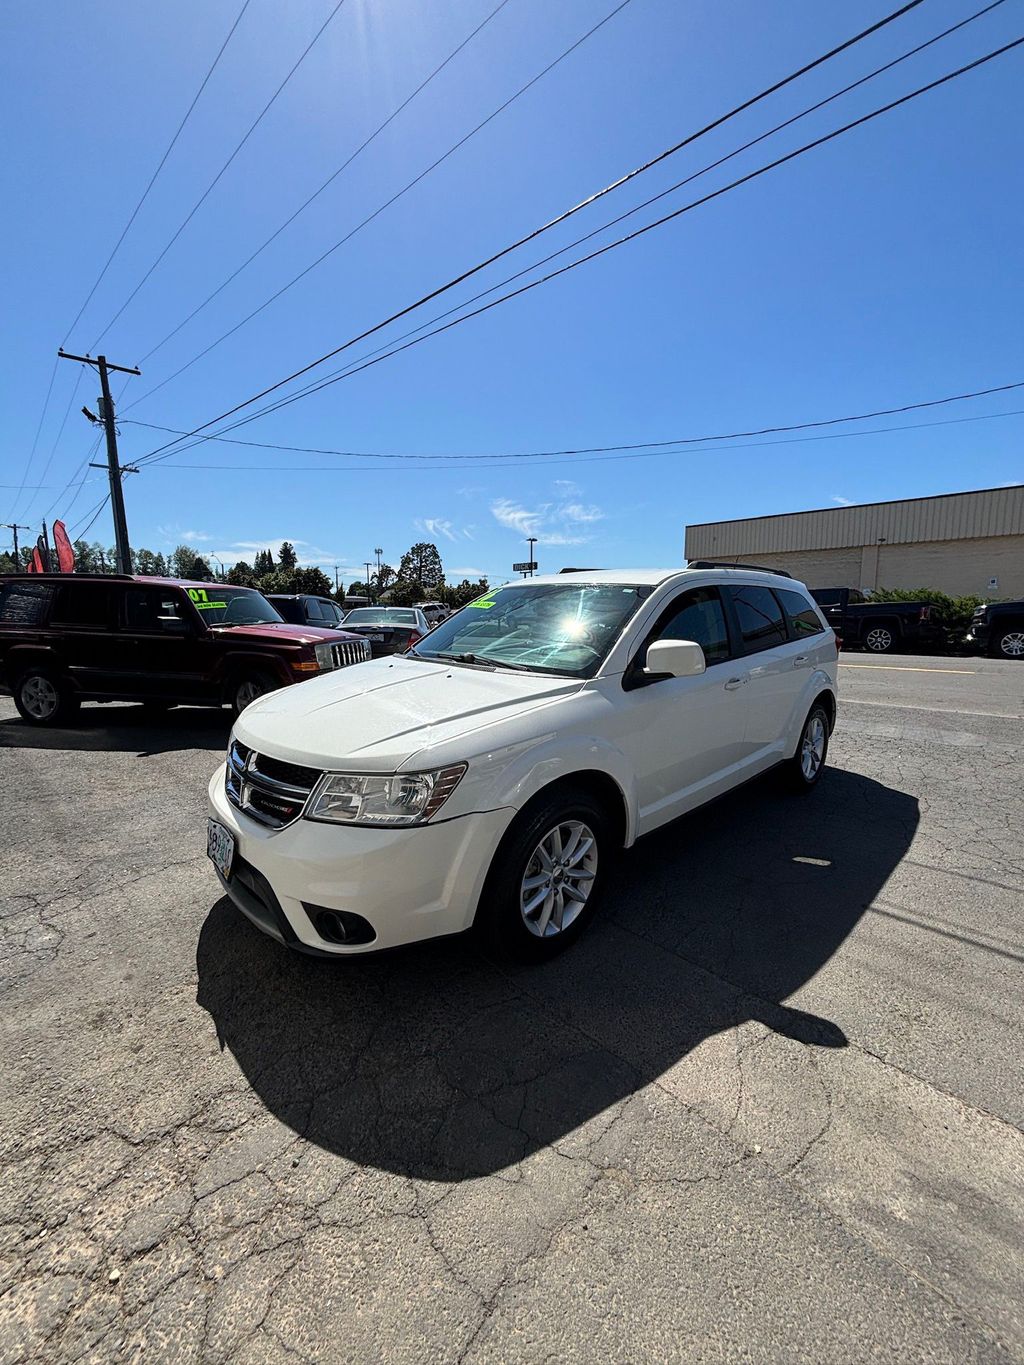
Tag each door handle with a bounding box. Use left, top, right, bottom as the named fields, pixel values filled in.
left=724, top=675, right=747, bottom=691
left=793, top=654, right=809, bottom=667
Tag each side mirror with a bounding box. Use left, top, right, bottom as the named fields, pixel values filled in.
left=644, top=638, right=706, bottom=678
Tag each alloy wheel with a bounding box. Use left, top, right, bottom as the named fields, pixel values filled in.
left=800, top=714, right=826, bottom=782
left=22, top=676, right=59, bottom=721
left=865, top=627, right=893, bottom=652
left=999, top=631, right=1024, bottom=659
left=235, top=679, right=266, bottom=710
left=520, top=820, right=598, bottom=938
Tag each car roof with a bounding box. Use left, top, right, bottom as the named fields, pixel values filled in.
left=0, top=573, right=240, bottom=591
left=519, top=567, right=804, bottom=589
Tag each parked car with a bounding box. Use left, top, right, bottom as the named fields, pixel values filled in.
left=0, top=575, right=371, bottom=725
left=809, top=587, right=941, bottom=653
left=207, top=566, right=837, bottom=961
left=965, top=599, right=1024, bottom=659
left=338, top=606, right=430, bottom=656
left=265, top=593, right=348, bottom=628
left=416, top=601, right=449, bottom=627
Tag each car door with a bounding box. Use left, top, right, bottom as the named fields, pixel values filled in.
left=724, top=584, right=801, bottom=766
left=616, top=585, right=750, bottom=833
left=48, top=582, right=119, bottom=694
left=112, top=585, right=213, bottom=700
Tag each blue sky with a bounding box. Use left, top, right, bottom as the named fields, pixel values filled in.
left=3, top=0, right=1021, bottom=584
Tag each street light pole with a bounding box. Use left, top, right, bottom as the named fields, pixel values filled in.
left=527, top=537, right=537, bottom=577
left=365, top=561, right=374, bottom=603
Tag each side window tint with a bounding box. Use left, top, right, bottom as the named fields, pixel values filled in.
left=729, top=586, right=788, bottom=651
left=305, top=599, right=325, bottom=621
left=124, top=588, right=186, bottom=631
left=777, top=588, right=825, bottom=638
left=653, top=587, right=730, bottom=664
left=51, top=585, right=110, bottom=627
left=0, top=582, right=53, bottom=624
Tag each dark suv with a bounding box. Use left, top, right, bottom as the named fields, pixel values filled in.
left=966, top=599, right=1024, bottom=659
left=0, top=575, right=371, bottom=725
left=265, top=593, right=347, bottom=628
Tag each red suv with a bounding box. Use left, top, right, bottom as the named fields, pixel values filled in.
left=0, top=575, right=371, bottom=725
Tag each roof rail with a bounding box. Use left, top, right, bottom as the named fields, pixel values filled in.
left=687, top=560, right=793, bottom=578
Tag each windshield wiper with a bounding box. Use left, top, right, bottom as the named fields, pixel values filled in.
left=424, top=651, right=497, bottom=670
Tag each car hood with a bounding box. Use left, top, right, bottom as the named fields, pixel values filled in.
left=211, top=622, right=361, bottom=646
left=234, top=655, right=584, bottom=769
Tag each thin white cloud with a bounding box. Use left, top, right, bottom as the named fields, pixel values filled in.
left=561, top=502, right=604, bottom=524
left=553, top=479, right=581, bottom=495
left=490, top=493, right=604, bottom=546
left=450, top=566, right=486, bottom=578
left=417, top=517, right=459, bottom=543
left=831, top=496, right=855, bottom=507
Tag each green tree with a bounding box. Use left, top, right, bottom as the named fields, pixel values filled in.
left=169, top=544, right=199, bottom=578
left=278, top=541, right=298, bottom=571
left=374, top=562, right=396, bottom=592
left=253, top=548, right=275, bottom=576
left=190, top=556, right=213, bottom=581
left=387, top=580, right=424, bottom=607
left=445, top=578, right=490, bottom=608
left=73, top=540, right=97, bottom=573
left=397, top=541, right=444, bottom=591
left=227, top=560, right=256, bottom=587
left=347, top=580, right=368, bottom=597
left=290, top=566, right=332, bottom=595
left=134, top=548, right=162, bottom=575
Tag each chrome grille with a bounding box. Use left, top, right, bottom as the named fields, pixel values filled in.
left=226, top=740, right=323, bottom=829
left=331, top=639, right=371, bottom=668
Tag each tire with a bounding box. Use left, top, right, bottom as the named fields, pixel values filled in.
left=230, top=671, right=277, bottom=717
left=784, top=702, right=830, bottom=792
left=13, top=668, right=80, bottom=726
left=863, top=624, right=897, bottom=653
left=994, top=629, right=1024, bottom=661
left=476, top=787, right=611, bottom=962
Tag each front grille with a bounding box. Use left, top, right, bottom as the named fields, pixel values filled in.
left=226, top=740, right=322, bottom=829
left=332, top=639, right=371, bottom=668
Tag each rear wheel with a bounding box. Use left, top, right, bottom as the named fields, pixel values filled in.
left=863, top=624, right=896, bottom=653
left=477, top=788, right=610, bottom=962
left=995, top=629, right=1024, bottom=660
left=784, top=703, right=830, bottom=792
left=13, top=668, right=80, bottom=726
left=230, top=671, right=276, bottom=716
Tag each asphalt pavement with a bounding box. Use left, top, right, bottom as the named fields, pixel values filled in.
left=1, top=654, right=1022, bottom=1363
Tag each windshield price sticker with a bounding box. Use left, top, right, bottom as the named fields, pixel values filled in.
left=188, top=588, right=227, bottom=610
left=467, top=596, right=497, bottom=610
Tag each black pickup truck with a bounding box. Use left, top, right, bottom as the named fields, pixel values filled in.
left=810, top=587, right=942, bottom=654
left=965, top=599, right=1024, bottom=659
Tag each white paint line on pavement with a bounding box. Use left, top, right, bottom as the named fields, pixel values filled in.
left=840, top=664, right=976, bottom=674
left=842, top=698, right=1022, bottom=720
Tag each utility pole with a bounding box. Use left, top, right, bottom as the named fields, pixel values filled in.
left=333, top=565, right=340, bottom=593
left=4, top=523, right=30, bottom=570
left=374, top=547, right=382, bottom=583
left=41, top=521, right=53, bottom=573
left=58, top=350, right=141, bottom=574
left=527, top=536, right=538, bottom=578
left=365, top=561, right=374, bottom=603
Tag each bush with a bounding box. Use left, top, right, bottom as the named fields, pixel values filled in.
left=869, top=586, right=986, bottom=650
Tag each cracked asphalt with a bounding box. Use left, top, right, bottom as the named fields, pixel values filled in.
left=1, top=654, right=1022, bottom=1363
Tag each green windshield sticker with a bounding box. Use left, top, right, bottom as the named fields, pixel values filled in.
left=194, top=600, right=227, bottom=610
left=467, top=596, right=497, bottom=609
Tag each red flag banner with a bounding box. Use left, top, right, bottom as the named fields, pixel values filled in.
left=53, top=520, right=75, bottom=574
left=30, top=547, right=44, bottom=574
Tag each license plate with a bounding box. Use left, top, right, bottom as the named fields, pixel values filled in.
left=367, top=633, right=384, bottom=642
left=207, top=818, right=236, bottom=880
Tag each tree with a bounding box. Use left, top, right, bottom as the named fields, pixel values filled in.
left=375, top=562, right=396, bottom=592
left=387, top=580, right=425, bottom=607
left=134, top=548, right=162, bottom=576
left=347, top=580, right=368, bottom=597
left=253, top=548, right=275, bottom=576
left=227, top=560, right=256, bottom=587
left=445, top=578, right=490, bottom=608
left=397, top=541, right=444, bottom=591
left=190, top=556, right=213, bottom=581
left=170, top=544, right=199, bottom=578
left=278, top=541, right=298, bottom=572
left=73, top=540, right=97, bottom=573
left=290, top=566, right=332, bottom=595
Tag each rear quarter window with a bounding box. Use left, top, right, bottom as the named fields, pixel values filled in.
left=777, top=588, right=826, bottom=638
left=729, top=585, right=788, bottom=651
left=0, top=582, right=54, bottom=624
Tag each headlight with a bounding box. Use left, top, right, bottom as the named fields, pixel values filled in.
left=314, top=642, right=336, bottom=670
left=305, top=764, right=467, bottom=826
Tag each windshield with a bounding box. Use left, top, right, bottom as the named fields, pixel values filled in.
left=185, top=586, right=284, bottom=627
left=412, top=583, right=651, bottom=677
left=345, top=608, right=418, bottom=625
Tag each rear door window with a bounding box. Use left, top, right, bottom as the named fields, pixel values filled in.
left=51, top=584, right=112, bottom=627
left=727, top=585, right=788, bottom=653
left=654, top=586, right=731, bottom=664
left=777, top=588, right=826, bottom=639
left=122, top=588, right=188, bottom=632
left=0, top=582, right=54, bottom=624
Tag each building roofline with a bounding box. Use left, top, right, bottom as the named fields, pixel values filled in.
left=686, top=484, right=1022, bottom=530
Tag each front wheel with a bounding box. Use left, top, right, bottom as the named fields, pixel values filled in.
left=230, top=671, right=276, bottom=716
left=13, top=668, right=80, bottom=726
left=863, top=625, right=896, bottom=653
left=995, top=629, right=1024, bottom=660
left=477, top=789, right=610, bottom=962
left=784, top=703, right=830, bottom=792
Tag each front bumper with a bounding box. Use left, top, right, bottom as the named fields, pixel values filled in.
left=208, top=766, right=514, bottom=954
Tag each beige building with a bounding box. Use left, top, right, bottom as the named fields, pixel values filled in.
left=685, top=485, right=1024, bottom=598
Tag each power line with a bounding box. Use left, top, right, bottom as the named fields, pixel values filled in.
left=62, top=0, right=253, bottom=348
left=125, top=0, right=923, bottom=428
left=88, top=0, right=351, bottom=350
left=139, top=31, right=1024, bottom=465
left=123, top=0, right=636, bottom=412
left=71, top=492, right=112, bottom=540
left=121, top=380, right=1024, bottom=462
left=185, top=0, right=1005, bottom=447
left=11, top=357, right=59, bottom=514
left=137, top=0, right=515, bottom=366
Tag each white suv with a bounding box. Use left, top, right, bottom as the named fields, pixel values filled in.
left=207, top=567, right=837, bottom=961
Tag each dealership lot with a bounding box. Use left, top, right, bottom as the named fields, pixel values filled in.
left=1, top=656, right=1021, bottom=1362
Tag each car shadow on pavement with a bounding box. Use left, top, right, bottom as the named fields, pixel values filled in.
left=0, top=705, right=230, bottom=757
left=196, top=768, right=918, bottom=1180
